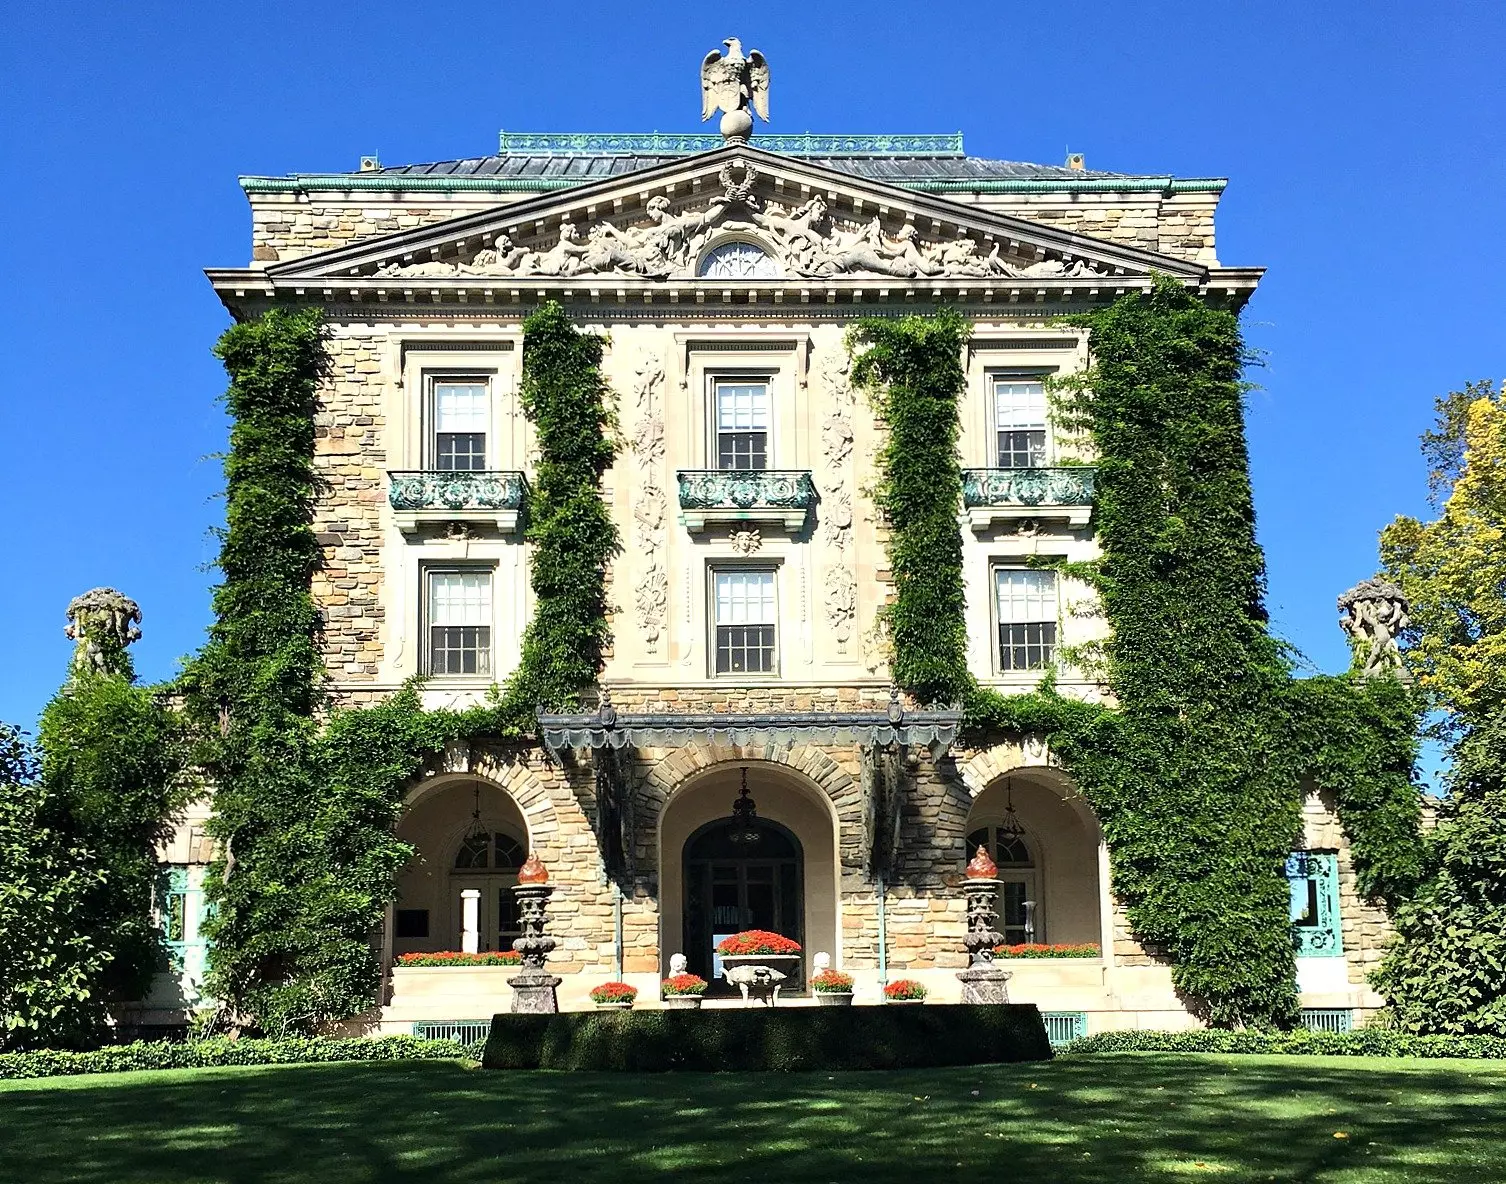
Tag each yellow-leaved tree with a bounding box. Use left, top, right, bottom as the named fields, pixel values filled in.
left=1372, top=380, right=1506, bottom=1033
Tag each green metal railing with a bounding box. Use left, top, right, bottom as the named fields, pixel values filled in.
left=962, top=467, right=1097, bottom=510
left=412, top=1020, right=492, bottom=1044
left=1298, top=1008, right=1354, bottom=1034
left=1042, top=1011, right=1090, bottom=1047
left=676, top=469, right=816, bottom=512
left=387, top=471, right=526, bottom=512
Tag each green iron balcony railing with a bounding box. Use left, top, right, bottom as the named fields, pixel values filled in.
left=387, top=470, right=527, bottom=534
left=676, top=469, right=816, bottom=532
left=961, top=466, right=1097, bottom=529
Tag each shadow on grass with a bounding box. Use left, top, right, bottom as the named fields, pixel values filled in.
left=2, top=1053, right=1505, bottom=1183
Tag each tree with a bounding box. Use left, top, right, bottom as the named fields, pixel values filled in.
left=1372, top=380, right=1506, bottom=1033
left=0, top=723, right=110, bottom=1050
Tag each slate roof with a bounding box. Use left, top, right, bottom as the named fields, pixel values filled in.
left=371, top=153, right=1144, bottom=184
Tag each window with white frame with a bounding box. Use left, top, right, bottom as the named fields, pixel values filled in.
left=995, top=567, right=1058, bottom=672
left=714, top=379, right=770, bottom=470
left=712, top=568, right=777, bottom=674
left=425, top=568, right=493, bottom=676
left=430, top=380, right=489, bottom=471
left=993, top=375, right=1049, bottom=468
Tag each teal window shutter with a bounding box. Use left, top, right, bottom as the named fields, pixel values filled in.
left=1286, top=851, right=1342, bottom=957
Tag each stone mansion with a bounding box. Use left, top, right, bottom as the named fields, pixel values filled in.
left=142, top=91, right=1387, bottom=1038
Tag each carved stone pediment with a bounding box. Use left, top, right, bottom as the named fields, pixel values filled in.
left=266, top=145, right=1210, bottom=290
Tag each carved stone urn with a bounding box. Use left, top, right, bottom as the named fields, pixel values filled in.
left=955, top=845, right=1013, bottom=1005
left=508, top=854, right=562, bottom=1013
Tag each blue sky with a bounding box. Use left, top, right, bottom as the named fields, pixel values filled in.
left=3, top=2, right=1502, bottom=783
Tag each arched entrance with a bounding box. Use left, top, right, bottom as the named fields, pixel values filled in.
left=964, top=771, right=1102, bottom=947
left=658, top=760, right=838, bottom=993
left=683, top=816, right=805, bottom=988
left=394, top=777, right=529, bottom=955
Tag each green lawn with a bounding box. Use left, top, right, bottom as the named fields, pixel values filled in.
left=1, top=1053, right=1503, bottom=1183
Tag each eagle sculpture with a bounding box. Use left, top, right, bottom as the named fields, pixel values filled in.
left=700, top=38, right=769, bottom=139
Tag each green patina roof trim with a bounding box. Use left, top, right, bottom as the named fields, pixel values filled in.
left=241, top=174, right=1226, bottom=196
left=496, top=131, right=967, bottom=156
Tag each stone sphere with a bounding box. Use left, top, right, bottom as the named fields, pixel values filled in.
left=719, top=109, right=754, bottom=141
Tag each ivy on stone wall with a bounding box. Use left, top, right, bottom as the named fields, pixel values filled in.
left=852, top=279, right=1420, bottom=1028
left=181, top=301, right=615, bottom=1036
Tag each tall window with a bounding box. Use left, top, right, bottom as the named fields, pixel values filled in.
left=431, top=380, right=489, bottom=471
left=713, top=568, right=777, bottom=674
left=994, top=376, right=1048, bottom=468
left=995, top=568, right=1058, bottom=672
left=714, top=380, right=770, bottom=470
left=426, top=569, right=492, bottom=675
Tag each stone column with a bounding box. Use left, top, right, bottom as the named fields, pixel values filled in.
left=955, top=846, right=1012, bottom=1004
left=509, top=853, right=562, bottom=1014
left=460, top=889, right=480, bottom=955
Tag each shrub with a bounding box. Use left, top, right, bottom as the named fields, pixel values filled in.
left=0, top=1035, right=471, bottom=1080
left=661, top=974, right=708, bottom=997
left=394, top=951, right=521, bottom=967
left=589, top=982, right=638, bottom=1005
left=1062, top=1028, right=1506, bottom=1059
left=884, top=979, right=927, bottom=1001
left=715, top=930, right=801, bottom=956
left=812, top=970, right=855, bottom=993
left=482, top=1005, right=1052, bottom=1071
left=994, top=943, right=1101, bottom=959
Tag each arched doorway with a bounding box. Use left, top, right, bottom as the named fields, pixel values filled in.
left=964, top=772, right=1102, bottom=948
left=394, top=777, right=529, bottom=956
left=683, top=816, right=805, bottom=989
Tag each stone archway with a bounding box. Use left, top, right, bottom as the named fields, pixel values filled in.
left=654, top=755, right=843, bottom=987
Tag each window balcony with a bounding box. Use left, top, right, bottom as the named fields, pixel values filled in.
left=676, top=469, right=816, bottom=532
left=387, top=470, right=527, bottom=535
left=962, top=466, right=1096, bottom=530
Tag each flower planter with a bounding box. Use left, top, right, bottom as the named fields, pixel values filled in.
left=594, top=1000, right=633, bottom=1010
left=718, top=953, right=803, bottom=979
left=814, top=991, right=854, bottom=1007
left=662, top=995, right=704, bottom=1010
left=884, top=997, right=924, bottom=1005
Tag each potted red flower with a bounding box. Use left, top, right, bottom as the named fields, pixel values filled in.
left=394, top=950, right=522, bottom=967
left=661, top=973, right=709, bottom=1009
left=992, top=942, right=1101, bottom=959
left=589, top=981, right=638, bottom=1010
left=883, top=979, right=927, bottom=1005
left=715, top=930, right=803, bottom=995
left=811, top=968, right=855, bottom=1006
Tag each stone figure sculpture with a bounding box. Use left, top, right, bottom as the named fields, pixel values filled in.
left=64, top=587, right=141, bottom=677
left=701, top=37, right=770, bottom=142
left=1338, top=579, right=1413, bottom=681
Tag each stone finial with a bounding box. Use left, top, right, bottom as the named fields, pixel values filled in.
left=700, top=38, right=770, bottom=142
left=1338, top=578, right=1413, bottom=682
left=966, top=844, right=998, bottom=880
left=517, top=852, right=549, bottom=884
left=64, top=587, right=141, bottom=677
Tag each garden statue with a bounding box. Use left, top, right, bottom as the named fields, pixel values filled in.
left=956, top=845, right=1012, bottom=1004
left=700, top=37, right=770, bottom=142
left=509, top=854, right=562, bottom=1013
left=1337, top=579, right=1413, bottom=682
left=670, top=953, right=688, bottom=976
left=64, top=586, right=141, bottom=678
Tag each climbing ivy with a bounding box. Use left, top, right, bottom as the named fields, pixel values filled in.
left=180, top=301, right=616, bottom=1035
left=852, top=279, right=1420, bottom=1028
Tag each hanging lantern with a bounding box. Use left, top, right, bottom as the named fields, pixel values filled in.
left=998, top=777, right=1026, bottom=839
left=728, top=767, right=762, bottom=845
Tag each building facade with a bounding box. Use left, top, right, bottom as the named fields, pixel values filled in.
left=144, top=115, right=1387, bottom=1035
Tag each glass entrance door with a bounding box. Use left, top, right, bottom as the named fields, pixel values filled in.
left=684, top=819, right=804, bottom=991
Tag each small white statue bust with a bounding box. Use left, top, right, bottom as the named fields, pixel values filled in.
left=669, top=952, right=688, bottom=976
left=813, top=951, right=831, bottom=975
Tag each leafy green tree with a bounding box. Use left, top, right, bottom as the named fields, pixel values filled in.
left=0, top=723, right=110, bottom=1050
left=1373, top=381, right=1506, bottom=1033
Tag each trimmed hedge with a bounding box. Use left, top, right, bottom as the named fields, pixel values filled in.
left=481, top=1004, right=1052, bottom=1072
left=1064, top=1028, right=1506, bottom=1059
left=0, top=1035, right=470, bottom=1080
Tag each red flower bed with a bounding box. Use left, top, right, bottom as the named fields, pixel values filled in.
left=992, top=943, right=1101, bottom=959
left=884, top=979, right=927, bottom=1001
left=811, top=969, right=855, bottom=993
left=715, top=930, right=802, bottom=956
left=589, top=981, right=638, bottom=1004
left=395, top=950, right=521, bottom=967
left=661, top=973, right=709, bottom=997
